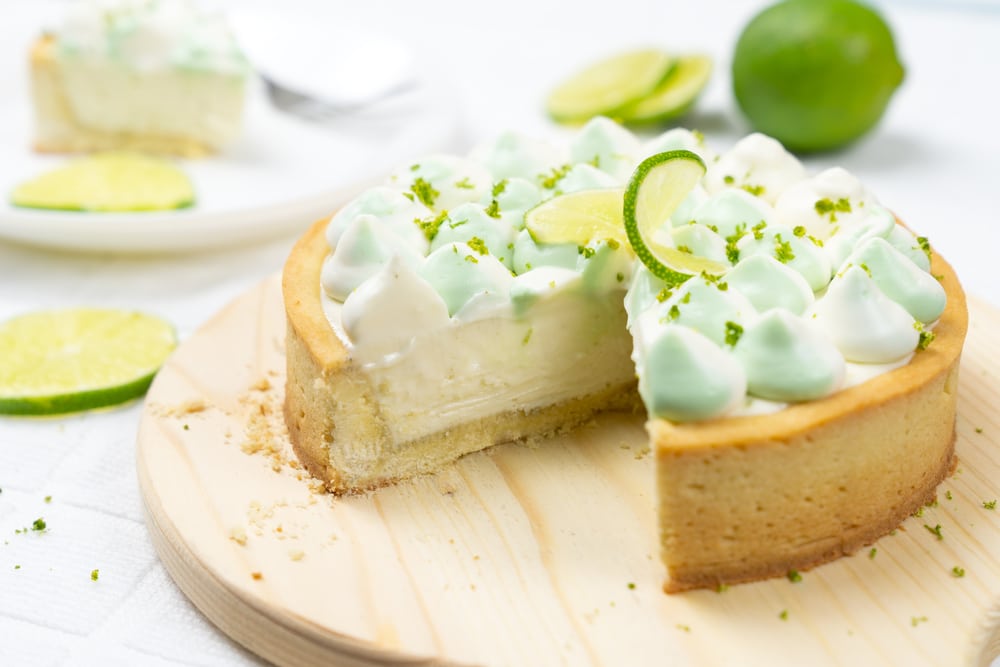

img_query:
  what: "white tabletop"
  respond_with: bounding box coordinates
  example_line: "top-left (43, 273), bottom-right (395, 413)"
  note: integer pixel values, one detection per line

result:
top-left (1, 1), bottom-right (997, 665)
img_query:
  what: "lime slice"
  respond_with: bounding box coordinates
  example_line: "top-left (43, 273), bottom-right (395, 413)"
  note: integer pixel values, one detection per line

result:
top-left (0, 308), bottom-right (177, 416)
top-left (624, 150), bottom-right (725, 285)
top-left (618, 55), bottom-right (713, 125)
top-left (546, 49), bottom-right (675, 124)
top-left (524, 188), bottom-right (629, 248)
top-left (11, 152), bottom-right (195, 212)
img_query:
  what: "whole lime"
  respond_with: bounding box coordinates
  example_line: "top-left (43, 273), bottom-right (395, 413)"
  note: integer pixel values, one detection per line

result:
top-left (732, 0), bottom-right (905, 152)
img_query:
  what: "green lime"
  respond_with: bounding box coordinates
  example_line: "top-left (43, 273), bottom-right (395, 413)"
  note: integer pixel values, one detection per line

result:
top-left (617, 55), bottom-right (713, 125)
top-left (524, 188), bottom-right (628, 247)
top-left (624, 150), bottom-right (725, 285)
top-left (11, 152), bottom-right (195, 212)
top-left (546, 49), bottom-right (675, 123)
top-left (0, 308), bottom-right (177, 416)
top-left (732, 0), bottom-right (904, 153)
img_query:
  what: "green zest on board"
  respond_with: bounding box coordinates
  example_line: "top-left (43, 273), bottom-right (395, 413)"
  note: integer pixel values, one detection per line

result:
top-left (10, 152), bottom-right (195, 212)
top-left (623, 150), bottom-right (727, 285)
top-left (0, 308), bottom-right (177, 416)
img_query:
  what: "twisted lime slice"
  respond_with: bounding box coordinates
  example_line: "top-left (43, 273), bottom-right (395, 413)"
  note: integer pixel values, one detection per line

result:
top-left (0, 308), bottom-right (177, 415)
top-left (524, 188), bottom-right (629, 248)
top-left (618, 55), bottom-right (713, 125)
top-left (11, 152), bottom-right (194, 212)
top-left (546, 49), bottom-right (675, 124)
top-left (624, 150), bottom-right (725, 285)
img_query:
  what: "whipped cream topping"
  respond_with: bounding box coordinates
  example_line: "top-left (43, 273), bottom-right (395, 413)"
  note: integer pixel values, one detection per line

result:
top-left (56, 0), bottom-right (247, 74)
top-left (320, 118), bottom-right (947, 425)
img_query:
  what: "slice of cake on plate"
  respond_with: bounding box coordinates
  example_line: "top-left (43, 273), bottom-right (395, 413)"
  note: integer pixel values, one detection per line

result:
top-left (282, 118), bottom-right (967, 592)
top-left (30, 0), bottom-right (248, 157)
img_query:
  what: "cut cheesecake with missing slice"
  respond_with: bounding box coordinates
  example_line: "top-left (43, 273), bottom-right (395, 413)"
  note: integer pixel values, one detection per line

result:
top-left (30, 0), bottom-right (248, 157)
top-left (282, 119), bottom-right (967, 592)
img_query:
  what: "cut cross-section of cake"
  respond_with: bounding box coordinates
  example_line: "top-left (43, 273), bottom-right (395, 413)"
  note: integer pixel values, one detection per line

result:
top-left (282, 119), bottom-right (967, 592)
top-left (30, 0), bottom-right (248, 157)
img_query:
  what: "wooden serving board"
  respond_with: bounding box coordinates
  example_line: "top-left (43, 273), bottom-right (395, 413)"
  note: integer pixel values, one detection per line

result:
top-left (137, 275), bottom-right (1000, 667)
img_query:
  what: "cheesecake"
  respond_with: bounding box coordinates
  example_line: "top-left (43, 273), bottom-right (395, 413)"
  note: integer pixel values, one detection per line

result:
top-left (29, 0), bottom-right (248, 157)
top-left (282, 120), bottom-right (967, 591)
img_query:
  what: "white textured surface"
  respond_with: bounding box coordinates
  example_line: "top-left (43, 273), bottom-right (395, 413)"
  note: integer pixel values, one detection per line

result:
top-left (1, 0), bottom-right (999, 665)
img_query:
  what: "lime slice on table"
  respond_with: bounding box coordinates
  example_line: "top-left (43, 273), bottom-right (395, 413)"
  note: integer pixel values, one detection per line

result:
top-left (0, 308), bottom-right (177, 416)
top-left (617, 55), bottom-right (713, 125)
top-left (11, 152), bottom-right (195, 212)
top-left (546, 49), bottom-right (675, 124)
top-left (524, 188), bottom-right (629, 248)
top-left (624, 150), bottom-right (727, 285)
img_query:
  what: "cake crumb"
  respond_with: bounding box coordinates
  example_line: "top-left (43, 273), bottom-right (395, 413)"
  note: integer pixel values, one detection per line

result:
top-left (289, 549), bottom-right (305, 561)
top-left (251, 377), bottom-right (272, 391)
top-left (230, 526), bottom-right (248, 546)
top-left (251, 572), bottom-right (263, 581)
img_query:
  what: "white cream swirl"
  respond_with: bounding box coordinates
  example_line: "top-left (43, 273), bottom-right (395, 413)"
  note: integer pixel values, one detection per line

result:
top-left (808, 266), bottom-right (919, 363)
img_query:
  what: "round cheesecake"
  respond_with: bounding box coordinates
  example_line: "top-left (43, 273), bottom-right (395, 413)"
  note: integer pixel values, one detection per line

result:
top-left (282, 124), bottom-right (968, 592)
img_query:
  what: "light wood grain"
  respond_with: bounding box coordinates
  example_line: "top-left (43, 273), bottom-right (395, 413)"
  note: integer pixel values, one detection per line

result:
top-left (137, 274), bottom-right (1000, 667)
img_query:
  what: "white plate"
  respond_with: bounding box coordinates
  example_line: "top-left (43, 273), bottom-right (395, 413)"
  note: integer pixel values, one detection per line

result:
top-left (0, 7), bottom-right (459, 254)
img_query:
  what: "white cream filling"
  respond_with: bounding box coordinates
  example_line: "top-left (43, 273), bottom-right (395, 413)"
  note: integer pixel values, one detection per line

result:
top-left (322, 287), bottom-right (634, 444)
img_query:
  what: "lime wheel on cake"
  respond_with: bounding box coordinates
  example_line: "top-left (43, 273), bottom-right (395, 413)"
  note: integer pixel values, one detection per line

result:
top-left (281, 118), bottom-right (966, 592)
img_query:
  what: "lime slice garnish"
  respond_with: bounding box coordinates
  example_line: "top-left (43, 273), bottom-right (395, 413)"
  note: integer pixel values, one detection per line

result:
top-left (624, 150), bottom-right (725, 285)
top-left (11, 152), bottom-right (195, 212)
top-left (524, 188), bottom-right (629, 248)
top-left (617, 55), bottom-right (713, 124)
top-left (0, 308), bottom-right (177, 416)
top-left (546, 49), bottom-right (675, 124)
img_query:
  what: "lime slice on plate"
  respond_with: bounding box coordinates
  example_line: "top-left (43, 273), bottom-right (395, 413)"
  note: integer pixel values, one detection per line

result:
top-left (546, 49), bottom-right (675, 124)
top-left (11, 152), bottom-right (195, 212)
top-left (624, 150), bottom-right (726, 285)
top-left (524, 188), bottom-right (629, 248)
top-left (0, 308), bottom-right (177, 416)
top-left (618, 55), bottom-right (713, 124)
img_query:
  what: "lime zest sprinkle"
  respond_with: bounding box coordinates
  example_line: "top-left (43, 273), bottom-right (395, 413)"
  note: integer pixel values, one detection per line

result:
top-left (463, 254), bottom-right (479, 264)
top-left (616, 272), bottom-right (625, 282)
top-left (454, 177), bottom-right (474, 190)
top-left (668, 304), bottom-right (681, 320)
top-left (656, 287), bottom-right (673, 302)
top-left (723, 175), bottom-right (735, 185)
top-left (578, 245), bottom-right (596, 258)
top-left (522, 328), bottom-right (533, 345)
top-left (492, 179), bottom-right (508, 198)
top-left (539, 164), bottom-right (572, 189)
top-left (815, 197), bottom-right (852, 222)
top-left (774, 233), bottom-right (795, 263)
top-left (409, 177), bottom-right (440, 207)
top-left (869, 548), bottom-right (877, 559)
top-left (415, 211), bottom-right (449, 241)
top-left (984, 500), bottom-right (997, 510)
top-left (952, 566), bottom-right (965, 578)
top-left (677, 245), bottom-right (693, 254)
top-left (741, 183), bottom-right (765, 197)
top-left (787, 569), bottom-right (803, 583)
top-left (467, 237), bottom-right (489, 255)
top-left (916, 236), bottom-right (932, 261)
top-left (91, 569), bottom-right (100, 581)
top-left (724, 321), bottom-right (743, 347)
top-left (484, 200), bottom-right (501, 218)
top-left (779, 610), bottom-right (789, 621)
top-left (751, 221), bottom-right (767, 240)
top-left (911, 616), bottom-right (929, 627)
